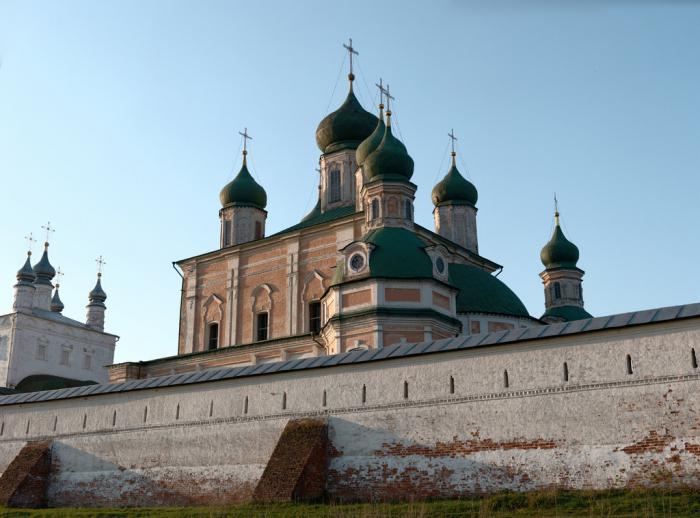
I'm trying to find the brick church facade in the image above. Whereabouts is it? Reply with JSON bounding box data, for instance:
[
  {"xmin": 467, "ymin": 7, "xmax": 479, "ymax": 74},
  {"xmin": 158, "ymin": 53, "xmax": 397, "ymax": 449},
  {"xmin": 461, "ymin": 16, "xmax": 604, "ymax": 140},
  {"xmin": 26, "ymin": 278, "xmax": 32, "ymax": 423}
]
[{"xmin": 108, "ymin": 65, "xmax": 590, "ymax": 382}]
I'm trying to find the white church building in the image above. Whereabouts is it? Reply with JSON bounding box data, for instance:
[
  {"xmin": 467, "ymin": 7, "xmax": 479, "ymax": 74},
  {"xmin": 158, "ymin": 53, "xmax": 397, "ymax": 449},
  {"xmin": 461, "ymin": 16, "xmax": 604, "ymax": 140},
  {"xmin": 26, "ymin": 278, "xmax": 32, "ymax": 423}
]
[{"xmin": 0, "ymin": 240, "xmax": 118, "ymax": 391}]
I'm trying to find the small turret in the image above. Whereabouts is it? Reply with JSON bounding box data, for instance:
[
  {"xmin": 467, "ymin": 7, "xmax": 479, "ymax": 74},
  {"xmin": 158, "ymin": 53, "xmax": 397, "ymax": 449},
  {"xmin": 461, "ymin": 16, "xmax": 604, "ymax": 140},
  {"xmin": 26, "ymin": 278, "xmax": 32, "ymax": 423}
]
[
  {"xmin": 360, "ymin": 84, "xmax": 417, "ymax": 232},
  {"xmin": 431, "ymin": 131, "xmax": 479, "ymax": 253},
  {"xmin": 219, "ymin": 129, "xmax": 268, "ymax": 247},
  {"xmin": 13, "ymin": 252, "xmax": 36, "ymax": 311},
  {"xmin": 50, "ymin": 286, "xmax": 65, "ymax": 313},
  {"xmin": 32, "ymin": 242, "xmax": 56, "ymax": 311},
  {"xmin": 539, "ymin": 203, "xmax": 591, "ymax": 323},
  {"xmin": 86, "ymin": 257, "xmax": 108, "ymax": 331}
]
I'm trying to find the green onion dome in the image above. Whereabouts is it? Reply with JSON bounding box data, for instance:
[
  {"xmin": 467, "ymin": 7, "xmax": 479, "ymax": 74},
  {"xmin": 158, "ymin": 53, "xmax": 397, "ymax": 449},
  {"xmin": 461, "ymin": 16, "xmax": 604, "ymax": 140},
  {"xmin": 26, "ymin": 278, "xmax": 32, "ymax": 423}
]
[
  {"xmin": 540, "ymin": 212, "xmax": 580, "ymax": 269},
  {"xmin": 33, "ymin": 244, "xmax": 56, "ymax": 285},
  {"xmin": 219, "ymin": 151, "xmax": 267, "ymax": 210},
  {"xmin": 363, "ymin": 112, "xmax": 414, "ymax": 182},
  {"xmin": 316, "ymin": 76, "xmax": 378, "ymax": 154},
  {"xmin": 356, "ymin": 104, "xmax": 385, "ymax": 166},
  {"xmin": 16, "ymin": 253, "xmax": 35, "ymax": 285},
  {"xmin": 50, "ymin": 287, "xmax": 64, "ymax": 313},
  {"xmin": 88, "ymin": 274, "xmax": 107, "ymax": 303},
  {"xmin": 431, "ymin": 153, "xmax": 478, "ymax": 207}
]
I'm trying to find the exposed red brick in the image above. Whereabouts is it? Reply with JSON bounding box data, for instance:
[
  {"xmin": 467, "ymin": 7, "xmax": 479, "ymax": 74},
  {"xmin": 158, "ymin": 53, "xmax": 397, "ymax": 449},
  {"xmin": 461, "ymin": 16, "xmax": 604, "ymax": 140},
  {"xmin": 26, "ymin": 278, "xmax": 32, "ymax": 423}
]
[
  {"xmin": 253, "ymin": 418, "xmax": 328, "ymax": 503},
  {"xmin": 0, "ymin": 441, "xmax": 52, "ymax": 508},
  {"xmin": 374, "ymin": 435, "xmax": 556, "ymax": 458},
  {"xmin": 622, "ymin": 431, "xmax": 674, "ymax": 455}
]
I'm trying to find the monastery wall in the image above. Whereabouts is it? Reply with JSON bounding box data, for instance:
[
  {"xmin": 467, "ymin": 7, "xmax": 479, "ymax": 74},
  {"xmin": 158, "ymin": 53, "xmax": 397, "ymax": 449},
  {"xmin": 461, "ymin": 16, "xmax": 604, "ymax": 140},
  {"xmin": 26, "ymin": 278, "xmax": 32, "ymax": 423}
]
[{"xmin": 1, "ymin": 316, "xmax": 700, "ymax": 506}]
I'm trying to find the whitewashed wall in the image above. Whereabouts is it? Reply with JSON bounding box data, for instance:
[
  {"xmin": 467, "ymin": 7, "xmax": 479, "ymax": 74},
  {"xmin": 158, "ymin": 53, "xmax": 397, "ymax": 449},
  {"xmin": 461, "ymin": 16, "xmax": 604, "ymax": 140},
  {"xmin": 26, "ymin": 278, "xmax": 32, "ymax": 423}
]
[{"xmin": 0, "ymin": 317, "xmax": 699, "ymax": 505}]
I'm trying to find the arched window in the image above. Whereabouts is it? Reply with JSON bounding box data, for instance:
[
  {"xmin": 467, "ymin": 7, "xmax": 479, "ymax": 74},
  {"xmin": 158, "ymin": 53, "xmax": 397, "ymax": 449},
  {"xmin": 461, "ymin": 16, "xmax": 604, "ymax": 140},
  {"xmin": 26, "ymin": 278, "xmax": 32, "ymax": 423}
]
[
  {"xmin": 404, "ymin": 200, "xmax": 412, "ymax": 220},
  {"xmin": 371, "ymin": 199, "xmax": 379, "ymax": 220},
  {"xmin": 554, "ymin": 282, "xmax": 562, "ymax": 299},
  {"xmin": 503, "ymin": 370, "xmax": 509, "ymax": 388},
  {"xmin": 207, "ymin": 323, "xmax": 219, "ymax": 350},
  {"xmin": 626, "ymin": 354, "xmax": 633, "ymax": 375},
  {"xmin": 449, "ymin": 375, "xmax": 455, "ymax": 394},
  {"xmin": 692, "ymin": 348, "xmax": 698, "ymax": 369},
  {"xmin": 563, "ymin": 362, "xmax": 569, "ymax": 382},
  {"xmin": 329, "ymin": 168, "xmax": 341, "ymax": 202}
]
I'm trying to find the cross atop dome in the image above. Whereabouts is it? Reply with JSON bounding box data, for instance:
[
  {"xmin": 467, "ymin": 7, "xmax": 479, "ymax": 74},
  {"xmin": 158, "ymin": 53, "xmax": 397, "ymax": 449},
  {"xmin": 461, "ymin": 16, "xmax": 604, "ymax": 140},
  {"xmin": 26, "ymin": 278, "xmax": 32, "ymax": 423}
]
[
  {"xmin": 343, "ymin": 37, "xmax": 358, "ymax": 80},
  {"xmin": 24, "ymin": 232, "xmax": 36, "ymax": 256},
  {"xmin": 41, "ymin": 221, "xmax": 55, "ymax": 248},
  {"xmin": 239, "ymin": 127, "xmax": 252, "ymax": 156}
]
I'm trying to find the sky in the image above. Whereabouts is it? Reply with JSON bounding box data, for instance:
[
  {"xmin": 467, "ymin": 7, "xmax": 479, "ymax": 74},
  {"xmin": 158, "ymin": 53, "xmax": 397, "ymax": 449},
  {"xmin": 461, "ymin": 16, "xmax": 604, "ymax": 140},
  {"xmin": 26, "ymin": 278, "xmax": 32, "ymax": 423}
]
[{"xmin": 0, "ymin": 0, "xmax": 698, "ymax": 364}]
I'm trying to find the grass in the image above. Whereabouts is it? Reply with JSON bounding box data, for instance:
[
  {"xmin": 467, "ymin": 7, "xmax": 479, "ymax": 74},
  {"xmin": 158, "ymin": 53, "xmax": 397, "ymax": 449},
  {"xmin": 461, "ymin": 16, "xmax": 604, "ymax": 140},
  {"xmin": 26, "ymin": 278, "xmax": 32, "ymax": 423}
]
[{"xmin": 2, "ymin": 489, "xmax": 700, "ymax": 517}]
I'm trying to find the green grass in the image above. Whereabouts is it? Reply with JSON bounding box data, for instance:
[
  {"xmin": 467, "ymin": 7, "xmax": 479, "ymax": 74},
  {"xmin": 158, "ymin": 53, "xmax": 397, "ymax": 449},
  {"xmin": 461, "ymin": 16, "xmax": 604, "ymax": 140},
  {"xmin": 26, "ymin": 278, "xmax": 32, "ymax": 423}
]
[{"xmin": 2, "ymin": 489, "xmax": 700, "ymax": 517}]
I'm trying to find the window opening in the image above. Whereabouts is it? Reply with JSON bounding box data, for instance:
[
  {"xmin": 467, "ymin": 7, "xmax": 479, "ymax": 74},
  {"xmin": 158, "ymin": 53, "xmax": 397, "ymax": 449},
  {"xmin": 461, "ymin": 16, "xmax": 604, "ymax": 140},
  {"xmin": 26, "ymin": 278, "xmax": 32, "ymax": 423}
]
[
  {"xmin": 309, "ymin": 301, "xmax": 322, "ymax": 334},
  {"xmin": 256, "ymin": 312, "xmax": 269, "ymax": 341},
  {"xmin": 208, "ymin": 323, "xmax": 219, "ymax": 350}
]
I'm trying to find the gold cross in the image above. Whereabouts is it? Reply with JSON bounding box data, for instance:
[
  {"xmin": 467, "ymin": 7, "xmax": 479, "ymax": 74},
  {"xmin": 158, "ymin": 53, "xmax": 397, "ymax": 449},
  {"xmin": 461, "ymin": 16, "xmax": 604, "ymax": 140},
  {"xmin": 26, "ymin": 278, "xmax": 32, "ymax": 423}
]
[{"xmin": 55, "ymin": 267, "xmax": 64, "ymax": 287}]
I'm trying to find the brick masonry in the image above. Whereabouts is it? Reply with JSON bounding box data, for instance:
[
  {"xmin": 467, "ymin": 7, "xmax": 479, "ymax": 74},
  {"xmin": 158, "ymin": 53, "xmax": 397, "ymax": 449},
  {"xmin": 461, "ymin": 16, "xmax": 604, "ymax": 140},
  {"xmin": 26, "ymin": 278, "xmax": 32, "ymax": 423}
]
[
  {"xmin": 0, "ymin": 440, "xmax": 52, "ymax": 508},
  {"xmin": 253, "ymin": 418, "xmax": 327, "ymax": 503},
  {"xmin": 0, "ymin": 317, "xmax": 700, "ymax": 506}
]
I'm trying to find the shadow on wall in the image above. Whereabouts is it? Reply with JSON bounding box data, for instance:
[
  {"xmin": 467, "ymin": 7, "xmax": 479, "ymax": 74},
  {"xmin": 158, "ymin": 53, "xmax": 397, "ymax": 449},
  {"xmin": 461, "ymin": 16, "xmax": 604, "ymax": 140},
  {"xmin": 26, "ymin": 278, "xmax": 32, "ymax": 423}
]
[{"xmin": 47, "ymin": 442, "xmax": 255, "ymax": 507}]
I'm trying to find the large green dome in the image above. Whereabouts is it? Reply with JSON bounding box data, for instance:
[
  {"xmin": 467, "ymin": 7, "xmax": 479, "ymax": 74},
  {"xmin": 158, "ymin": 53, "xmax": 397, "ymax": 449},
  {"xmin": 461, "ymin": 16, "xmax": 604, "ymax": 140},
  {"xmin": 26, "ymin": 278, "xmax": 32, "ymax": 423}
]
[
  {"xmin": 363, "ymin": 114, "xmax": 414, "ymax": 182},
  {"xmin": 316, "ymin": 78, "xmax": 378, "ymax": 154},
  {"xmin": 219, "ymin": 153, "xmax": 267, "ymax": 209},
  {"xmin": 448, "ymin": 263, "xmax": 530, "ymax": 318},
  {"xmin": 431, "ymin": 154, "xmax": 478, "ymax": 206},
  {"xmin": 356, "ymin": 105, "xmax": 385, "ymax": 166},
  {"xmin": 540, "ymin": 214, "xmax": 579, "ymax": 269}
]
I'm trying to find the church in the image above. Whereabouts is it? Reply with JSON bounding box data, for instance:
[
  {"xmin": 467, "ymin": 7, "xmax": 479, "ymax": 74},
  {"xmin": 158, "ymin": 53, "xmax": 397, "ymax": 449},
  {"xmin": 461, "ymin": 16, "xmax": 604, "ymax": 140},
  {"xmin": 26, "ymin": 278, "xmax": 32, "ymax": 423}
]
[
  {"xmin": 108, "ymin": 53, "xmax": 591, "ymax": 382},
  {"xmin": 0, "ymin": 237, "xmax": 117, "ymax": 391}
]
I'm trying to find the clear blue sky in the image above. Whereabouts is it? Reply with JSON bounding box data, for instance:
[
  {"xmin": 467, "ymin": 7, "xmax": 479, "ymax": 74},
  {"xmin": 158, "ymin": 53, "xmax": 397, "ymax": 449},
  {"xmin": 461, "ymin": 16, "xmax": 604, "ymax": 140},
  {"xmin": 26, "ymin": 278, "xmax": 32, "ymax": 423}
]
[{"xmin": 1, "ymin": 0, "xmax": 698, "ymax": 363}]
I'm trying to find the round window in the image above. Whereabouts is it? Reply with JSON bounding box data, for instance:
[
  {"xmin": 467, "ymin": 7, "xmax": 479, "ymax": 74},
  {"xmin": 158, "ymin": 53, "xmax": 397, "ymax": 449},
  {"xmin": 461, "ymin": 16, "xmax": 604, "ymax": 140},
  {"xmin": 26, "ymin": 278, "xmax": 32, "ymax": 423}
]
[
  {"xmin": 349, "ymin": 253, "xmax": 365, "ymax": 272},
  {"xmin": 435, "ymin": 257, "xmax": 445, "ymax": 273}
]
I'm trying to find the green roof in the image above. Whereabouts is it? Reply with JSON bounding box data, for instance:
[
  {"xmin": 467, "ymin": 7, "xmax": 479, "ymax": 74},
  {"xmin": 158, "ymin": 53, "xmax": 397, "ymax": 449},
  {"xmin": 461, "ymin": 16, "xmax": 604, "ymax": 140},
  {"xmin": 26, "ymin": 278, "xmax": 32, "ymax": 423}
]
[
  {"xmin": 540, "ymin": 215, "xmax": 579, "ymax": 269},
  {"xmin": 363, "ymin": 227, "xmax": 434, "ymax": 279},
  {"xmin": 316, "ymin": 79, "xmax": 377, "ymax": 154},
  {"xmin": 220, "ymin": 154, "xmax": 267, "ymax": 209},
  {"xmin": 15, "ymin": 374, "xmax": 97, "ymax": 393},
  {"xmin": 449, "ymin": 263, "xmax": 530, "ymax": 318},
  {"xmin": 363, "ymin": 117, "xmax": 414, "ymax": 182},
  {"xmin": 356, "ymin": 106, "xmax": 385, "ymax": 166},
  {"xmin": 275, "ymin": 200, "xmax": 357, "ymax": 235},
  {"xmin": 542, "ymin": 305, "xmax": 592, "ymax": 322},
  {"xmin": 431, "ymin": 156, "xmax": 478, "ymax": 207}
]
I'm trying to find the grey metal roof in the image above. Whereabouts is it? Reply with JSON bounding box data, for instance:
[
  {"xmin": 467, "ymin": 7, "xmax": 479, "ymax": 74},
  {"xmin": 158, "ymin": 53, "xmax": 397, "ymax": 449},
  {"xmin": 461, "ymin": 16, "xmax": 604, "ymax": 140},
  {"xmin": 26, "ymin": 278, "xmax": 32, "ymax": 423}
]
[{"xmin": 1, "ymin": 301, "xmax": 698, "ymax": 407}]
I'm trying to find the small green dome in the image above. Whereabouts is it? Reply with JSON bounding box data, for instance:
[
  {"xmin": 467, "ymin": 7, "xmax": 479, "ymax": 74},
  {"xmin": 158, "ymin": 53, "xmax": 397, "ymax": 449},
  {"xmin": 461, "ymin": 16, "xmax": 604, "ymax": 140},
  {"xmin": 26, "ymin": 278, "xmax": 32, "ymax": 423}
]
[
  {"xmin": 219, "ymin": 153, "xmax": 267, "ymax": 209},
  {"xmin": 540, "ymin": 213, "xmax": 579, "ymax": 269},
  {"xmin": 33, "ymin": 245, "xmax": 55, "ymax": 285},
  {"xmin": 432, "ymin": 154, "xmax": 478, "ymax": 206},
  {"xmin": 356, "ymin": 105, "xmax": 385, "ymax": 166},
  {"xmin": 363, "ymin": 114, "xmax": 414, "ymax": 182},
  {"xmin": 541, "ymin": 305, "xmax": 592, "ymax": 322},
  {"xmin": 316, "ymin": 78, "xmax": 378, "ymax": 154}
]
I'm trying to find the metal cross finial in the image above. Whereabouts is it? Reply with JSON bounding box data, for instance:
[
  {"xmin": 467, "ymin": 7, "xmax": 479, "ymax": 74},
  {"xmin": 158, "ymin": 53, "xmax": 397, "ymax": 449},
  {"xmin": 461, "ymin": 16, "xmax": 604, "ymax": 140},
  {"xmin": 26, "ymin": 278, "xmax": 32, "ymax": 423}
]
[
  {"xmin": 343, "ymin": 38, "xmax": 358, "ymax": 76},
  {"xmin": 55, "ymin": 267, "xmax": 64, "ymax": 287},
  {"xmin": 376, "ymin": 82, "xmax": 394, "ymax": 112},
  {"xmin": 24, "ymin": 232, "xmax": 37, "ymax": 254},
  {"xmin": 95, "ymin": 255, "xmax": 106, "ymax": 276},
  {"xmin": 239, "ymin": 128, "xmax": 252, "ymax": 153},
  {"xmin": 375, "ymin": 78, "xmax": 385, "ymax": 106},
  {"xmin": 41, "ymin": 221, "xmax": 55, "ymax": 244},
  {"xmin": 554, "ymin": 193, "xmax": 560, "ymax": 225},
  {"xmin": 448, "ymin": 129, "xmax": 458, "ymax": 154}
]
